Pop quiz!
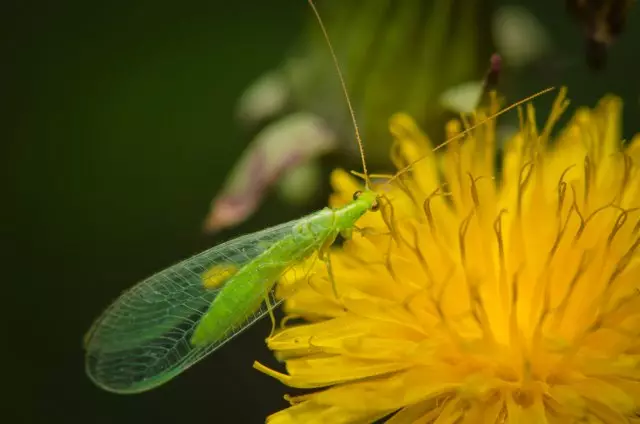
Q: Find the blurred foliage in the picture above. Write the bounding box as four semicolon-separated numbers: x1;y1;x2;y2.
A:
206;0;493;232
566;0;636;69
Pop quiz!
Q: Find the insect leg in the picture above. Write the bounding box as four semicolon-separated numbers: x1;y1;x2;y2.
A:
321;250;339;299
318;234;339;299
350;225;391;238
324;250;339;299
263;286;277;339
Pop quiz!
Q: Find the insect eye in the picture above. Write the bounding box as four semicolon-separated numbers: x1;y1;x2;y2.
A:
370;199;380;212
352;190;362;201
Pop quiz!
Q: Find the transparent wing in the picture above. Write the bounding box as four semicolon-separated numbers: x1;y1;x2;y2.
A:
84;217;315;394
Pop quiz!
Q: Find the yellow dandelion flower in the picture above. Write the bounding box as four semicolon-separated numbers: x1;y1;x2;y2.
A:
255;88;640;423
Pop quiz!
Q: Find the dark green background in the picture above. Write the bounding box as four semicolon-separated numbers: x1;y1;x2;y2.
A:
4;0;639;423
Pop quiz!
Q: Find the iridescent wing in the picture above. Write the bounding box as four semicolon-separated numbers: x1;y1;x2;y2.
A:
84;217;315;394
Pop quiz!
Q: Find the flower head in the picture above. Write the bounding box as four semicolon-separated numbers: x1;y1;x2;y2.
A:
255;88;640;423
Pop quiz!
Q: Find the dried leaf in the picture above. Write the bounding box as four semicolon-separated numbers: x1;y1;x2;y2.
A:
203;113;336;233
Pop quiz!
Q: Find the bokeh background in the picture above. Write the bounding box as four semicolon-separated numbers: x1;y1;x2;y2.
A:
4;0;639;423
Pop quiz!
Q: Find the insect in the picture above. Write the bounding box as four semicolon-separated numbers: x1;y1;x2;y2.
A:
84;0;553;394
84;188;379;393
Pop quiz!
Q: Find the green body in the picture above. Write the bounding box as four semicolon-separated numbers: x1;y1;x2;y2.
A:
190;189;377;346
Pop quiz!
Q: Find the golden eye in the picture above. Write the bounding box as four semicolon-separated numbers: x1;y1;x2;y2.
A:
352;190;362;201
370;199;380;212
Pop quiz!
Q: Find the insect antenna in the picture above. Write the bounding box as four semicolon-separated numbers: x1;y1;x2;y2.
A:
385;86;556;186
309;0;554;194
308;0;371;189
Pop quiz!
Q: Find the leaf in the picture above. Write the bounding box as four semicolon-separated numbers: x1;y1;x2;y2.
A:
203;113;336;233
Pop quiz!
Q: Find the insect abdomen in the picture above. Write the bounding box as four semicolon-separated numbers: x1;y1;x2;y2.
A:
190;210;335;346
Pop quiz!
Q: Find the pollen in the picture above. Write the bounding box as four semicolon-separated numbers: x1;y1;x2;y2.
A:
255;88;640;423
